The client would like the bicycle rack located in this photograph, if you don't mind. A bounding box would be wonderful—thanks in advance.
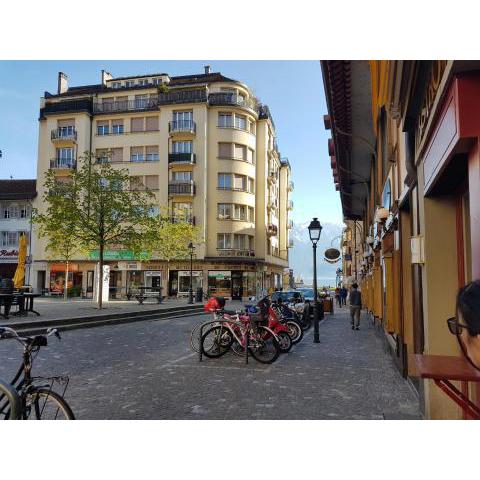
[198,319,249,365]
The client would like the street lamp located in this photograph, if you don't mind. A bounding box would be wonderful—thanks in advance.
[188,242,195,304]
[308,217,323,343]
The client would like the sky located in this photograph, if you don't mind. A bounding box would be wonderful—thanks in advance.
[0,60,343,226]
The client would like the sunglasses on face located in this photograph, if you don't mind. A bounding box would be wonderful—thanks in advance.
[447,317,471,336]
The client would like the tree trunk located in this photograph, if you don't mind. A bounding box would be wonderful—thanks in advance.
[64,260,69,301]
[98,243,104,309]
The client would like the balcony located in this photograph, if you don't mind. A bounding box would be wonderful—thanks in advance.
[267,171,278,184]
[41,99,93,118]
[267,199,278,211]
[158,89,207,105]
[288,239,294,248]
[168,120,196,135]
[50,158,77,170]
[170,215,195,225]
[93,97,159,114]
[287,200,294,210]
[216,249,255,258]
[168,153,196,165]
[288,181,294,192]
[168,181,195,196]
[287,219,293,229]
[208,92,257,113]
[51,128,77,142]
[267,224,278,237]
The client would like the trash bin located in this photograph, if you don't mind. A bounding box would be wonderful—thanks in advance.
[195,287,203,302]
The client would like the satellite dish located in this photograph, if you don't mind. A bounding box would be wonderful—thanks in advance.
[324,247,341,261]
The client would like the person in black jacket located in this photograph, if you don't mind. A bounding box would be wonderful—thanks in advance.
[349,283,362,330]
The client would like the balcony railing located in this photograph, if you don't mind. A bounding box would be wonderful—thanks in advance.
[216,249,255,258]
[287,200,294,210]
[168,120,196,134]
[287,220,293,229]
[93,97,159,113]
[50,158,77,170]
[51,128,77,142]
[288,239,294,248]
[288,181,294,192]
[42,99,93,117]
[158,89,207,105]
[168,153,196,165]
[267,224,278,237]
[258,104,276,133]
[170,215,195,225]
[168,181,195,195]
[208,92,257,112]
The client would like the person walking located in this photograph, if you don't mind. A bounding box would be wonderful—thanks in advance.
[340,286,348,307]
[349,283,362,330]
[335,287,341,307]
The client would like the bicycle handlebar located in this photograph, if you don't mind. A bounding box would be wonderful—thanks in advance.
[0,326,61,344]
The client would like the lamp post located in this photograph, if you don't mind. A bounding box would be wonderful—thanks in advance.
[308,217,322,343]
[188,242,195,304]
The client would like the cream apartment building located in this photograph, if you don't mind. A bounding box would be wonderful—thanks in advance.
[32,67,293,299]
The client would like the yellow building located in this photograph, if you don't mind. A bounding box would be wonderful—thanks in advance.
[32,67,292,300]
[323,60,480,419]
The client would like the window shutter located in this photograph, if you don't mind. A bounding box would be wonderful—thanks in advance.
[131,118,144,132]
[146,146,158,155]
[58,119,74,127]
[247,148,254,163]
[218,143,231,157]
[111,148,123,163]
[145,175,159,190]
[131,146,143,156]
[234,144,245,160]
[145,116,159,131]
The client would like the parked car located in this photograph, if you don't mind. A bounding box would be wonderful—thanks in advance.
[297,288,319,317]
[271,290,310,323]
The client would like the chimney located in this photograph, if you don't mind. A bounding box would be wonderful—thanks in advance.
[57,72,68,94]
[101,69,113,85]
[204,65,211,75]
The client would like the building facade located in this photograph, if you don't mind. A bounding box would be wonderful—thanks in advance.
[322,60,480,419]
[0,180,36,282]
[32,67,292,299]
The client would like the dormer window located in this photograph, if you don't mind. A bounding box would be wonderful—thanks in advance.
[111,82,122,89]
[138,79,149,86]
[125,80,135,87]
[152,78,161,85]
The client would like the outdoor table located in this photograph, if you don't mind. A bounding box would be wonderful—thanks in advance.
[410,354,480,419]
[22,292,41,316]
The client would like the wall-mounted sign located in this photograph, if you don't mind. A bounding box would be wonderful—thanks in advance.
[178,270,202,277]
[411,235,425,264]
[145,270,162,277]
[89,250,149,261]
[0,249,18,258]
[208,271,230,279]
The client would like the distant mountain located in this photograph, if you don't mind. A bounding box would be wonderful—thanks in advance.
[289,221,344,286]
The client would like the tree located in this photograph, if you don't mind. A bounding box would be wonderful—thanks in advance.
[37,152,158,309]
[34,203,82,301]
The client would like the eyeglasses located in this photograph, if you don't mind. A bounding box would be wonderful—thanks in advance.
[447,317,471,336]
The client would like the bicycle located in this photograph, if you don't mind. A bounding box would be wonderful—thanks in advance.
[0,326,75,420]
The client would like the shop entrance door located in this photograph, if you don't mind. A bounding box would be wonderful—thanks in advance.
[231,271,243,300]
[151,276,161,290]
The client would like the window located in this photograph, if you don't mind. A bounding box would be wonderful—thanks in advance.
[172,141,192,153]
[96,149,109,163]
[235,114,247,130]
[152,78,161,85]
[218,173,232,189]
[217,233,232,250]
[131,118,144,132]
[218,113,233,128]
[2,206,9,219]
[57,120,75,137]
[7,231,18,246]
[135,94,148,109]
[248,206,255,222]
[111,148,123,163]
[172,171,192,182]
[130,147,144,162]
[218,142,231,158]
[173,202,192,219]
[249,120,256,134]
[217,203,232,220]
[248,235,254,250]
[233,204,246,221]
[138,79,149,86]
[102,97,114,110]
[173,111,193,122]
[56,148,74,165]
[233,234,246,249]
[125,80,135,87]
[20,204,31,219]
[247,148,254,164]
[248,177,255,194]
[234,144,246,161]
[145,175,159,190]
[145,116,159,131]
[111,82,121,89]
[115,96,128,109]
[112,120,124,134]
[146,146,159,162]
[233,174,245,191]
[97,122,109,135]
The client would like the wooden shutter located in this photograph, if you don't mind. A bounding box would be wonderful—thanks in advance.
[145,116,159,131]
[111,148,123,163]
[58,118,74,127]
[145,175,159,190]
[234,144,246,160]
[131,118,144,132]
[218,143,231,157]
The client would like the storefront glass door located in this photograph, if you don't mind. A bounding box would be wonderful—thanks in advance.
[231,271,243,300]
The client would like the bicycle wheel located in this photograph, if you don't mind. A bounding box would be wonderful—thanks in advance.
[0,379,21,420]
[248,327,280,364]
[190,322,203,353]
[286,321,303,344]
[25,388,75,420]
[201,325,233,358]
[276,331,292,353]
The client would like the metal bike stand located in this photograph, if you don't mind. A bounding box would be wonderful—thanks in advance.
[199,322,204,363]
[245,330,249,365]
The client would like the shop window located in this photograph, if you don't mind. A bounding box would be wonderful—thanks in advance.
[208,271,231,297]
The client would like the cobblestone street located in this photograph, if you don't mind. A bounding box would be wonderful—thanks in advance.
[0,306,422,419]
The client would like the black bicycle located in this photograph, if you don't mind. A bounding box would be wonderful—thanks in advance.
[0,326,75,420]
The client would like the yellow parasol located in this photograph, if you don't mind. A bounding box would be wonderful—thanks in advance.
[13,234,27,288]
